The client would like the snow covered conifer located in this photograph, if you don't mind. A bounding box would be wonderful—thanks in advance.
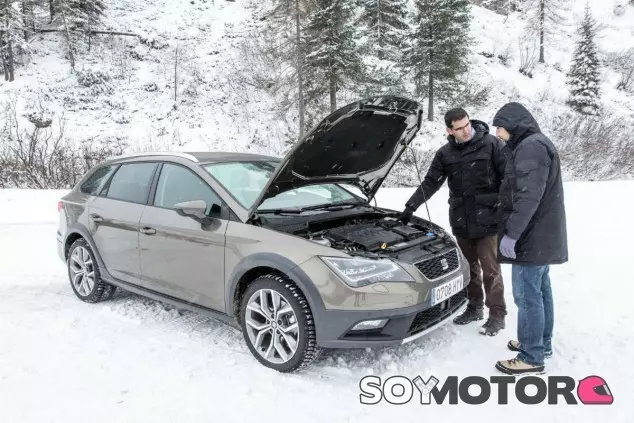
[523,0,569,63]
[357,0,409,61]
[258,0,315,137]
[566,3,602,115]
[302,0,365,114]
[0,0,32,81]
[403,0,473,121]
[50,0,106,70]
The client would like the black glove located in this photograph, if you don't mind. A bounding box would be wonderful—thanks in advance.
[398,206,414,223]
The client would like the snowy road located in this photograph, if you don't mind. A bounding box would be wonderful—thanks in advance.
[1,183,633,422]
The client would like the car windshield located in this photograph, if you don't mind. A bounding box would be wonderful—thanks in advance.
[203,161,363,210]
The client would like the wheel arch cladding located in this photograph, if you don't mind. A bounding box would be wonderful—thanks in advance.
[63,226,107,274]
[227,253,325,322]
[64,232,84,260]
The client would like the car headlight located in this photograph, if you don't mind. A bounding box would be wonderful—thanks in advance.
[319,256,415,288]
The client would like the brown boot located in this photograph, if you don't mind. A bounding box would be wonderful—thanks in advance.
[495,358,545,375]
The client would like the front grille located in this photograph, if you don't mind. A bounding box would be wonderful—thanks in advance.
[414,249,459,280]
[407,288,467,335]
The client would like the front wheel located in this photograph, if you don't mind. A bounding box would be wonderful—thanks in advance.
[240,274,321,372]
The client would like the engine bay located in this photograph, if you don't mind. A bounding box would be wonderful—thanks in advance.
[309,218,438,252]
[256,209,449,257]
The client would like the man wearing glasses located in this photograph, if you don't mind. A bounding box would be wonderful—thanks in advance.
[399,108,509,336]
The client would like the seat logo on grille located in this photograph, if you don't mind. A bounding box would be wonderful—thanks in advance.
[440,258,449,270]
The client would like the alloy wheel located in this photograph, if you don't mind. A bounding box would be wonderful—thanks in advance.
[244,289,300,364]
[69,246,95,296]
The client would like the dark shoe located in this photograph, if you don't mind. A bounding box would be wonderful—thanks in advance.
[508,340,552,358]
[453,305,484,325]
[495,358,545,375]
[479,318,505,336]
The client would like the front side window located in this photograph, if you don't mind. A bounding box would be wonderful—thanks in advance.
[154,163,222,214]
[104,162,157,204]
[203,161,359,210]
[80,165,118,195]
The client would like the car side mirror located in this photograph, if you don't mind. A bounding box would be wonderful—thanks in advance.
[173,200,218,226]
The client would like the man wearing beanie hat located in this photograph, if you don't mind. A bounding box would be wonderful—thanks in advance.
[491,102,568,375]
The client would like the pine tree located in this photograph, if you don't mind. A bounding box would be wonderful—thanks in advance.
[566,3,601,115]
[0,0,32,81]
[403,0,473,121]
[53,0,106,33]
[21,0,36,41]
[260,0,314,137]
[302,0,364,115]
[357,0,409,61]
[523,0,569,63]
[51,0,106,70]
[75,0,106,51]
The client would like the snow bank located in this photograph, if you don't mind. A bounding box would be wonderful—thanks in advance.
[0,189,69,225]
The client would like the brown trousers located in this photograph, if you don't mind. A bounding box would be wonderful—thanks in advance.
[456,235,507,319]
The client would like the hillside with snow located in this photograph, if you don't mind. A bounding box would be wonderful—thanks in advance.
[1,0,633,187]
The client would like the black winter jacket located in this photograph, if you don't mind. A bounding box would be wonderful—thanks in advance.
[493,102,569,265]
[404,120,508,239]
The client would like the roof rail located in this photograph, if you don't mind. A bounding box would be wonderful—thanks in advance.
[115,152,199,162]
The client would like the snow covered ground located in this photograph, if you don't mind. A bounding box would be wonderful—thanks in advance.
[1,181,633,422]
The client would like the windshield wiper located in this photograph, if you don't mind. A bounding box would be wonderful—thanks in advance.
[256,208,303,214]
[257,200,365,215]
[298,200,365,212]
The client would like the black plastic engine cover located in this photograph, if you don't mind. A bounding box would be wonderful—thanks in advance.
[327,223,405,251]
[390,225,423,238]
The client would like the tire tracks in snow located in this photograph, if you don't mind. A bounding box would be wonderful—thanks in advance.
[95,292,392,384]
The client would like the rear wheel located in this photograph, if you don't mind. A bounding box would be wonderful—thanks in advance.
[67,238,116,303]
[240,274,321,372]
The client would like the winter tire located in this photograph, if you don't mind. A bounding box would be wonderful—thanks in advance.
[67,238,116,303]
[240,274,321,372]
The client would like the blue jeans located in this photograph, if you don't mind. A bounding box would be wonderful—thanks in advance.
[511,264,554,365]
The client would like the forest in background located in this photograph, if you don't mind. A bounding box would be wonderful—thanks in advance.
[1,0,633,189]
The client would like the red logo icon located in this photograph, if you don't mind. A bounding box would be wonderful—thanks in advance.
[577,375,614,405]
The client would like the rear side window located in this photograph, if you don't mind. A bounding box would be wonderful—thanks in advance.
[80,165,117,195]
[104,162,157,204]
[153,163,222,214]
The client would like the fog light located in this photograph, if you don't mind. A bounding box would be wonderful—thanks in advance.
[351,319,388,331]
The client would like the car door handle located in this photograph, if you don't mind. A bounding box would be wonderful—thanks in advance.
[140,227,156,235]
[89,214,104,223]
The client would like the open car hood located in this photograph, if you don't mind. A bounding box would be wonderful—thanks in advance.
[248,95,423,220]
[248,96,423,219]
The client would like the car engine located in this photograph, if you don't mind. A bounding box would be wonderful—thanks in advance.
[304,217,444,255]
[254,206,453,258]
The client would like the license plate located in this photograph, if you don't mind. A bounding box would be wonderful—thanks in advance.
[431,275,464,306]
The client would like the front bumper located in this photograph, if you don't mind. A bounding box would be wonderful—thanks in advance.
[314,287,468,348]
